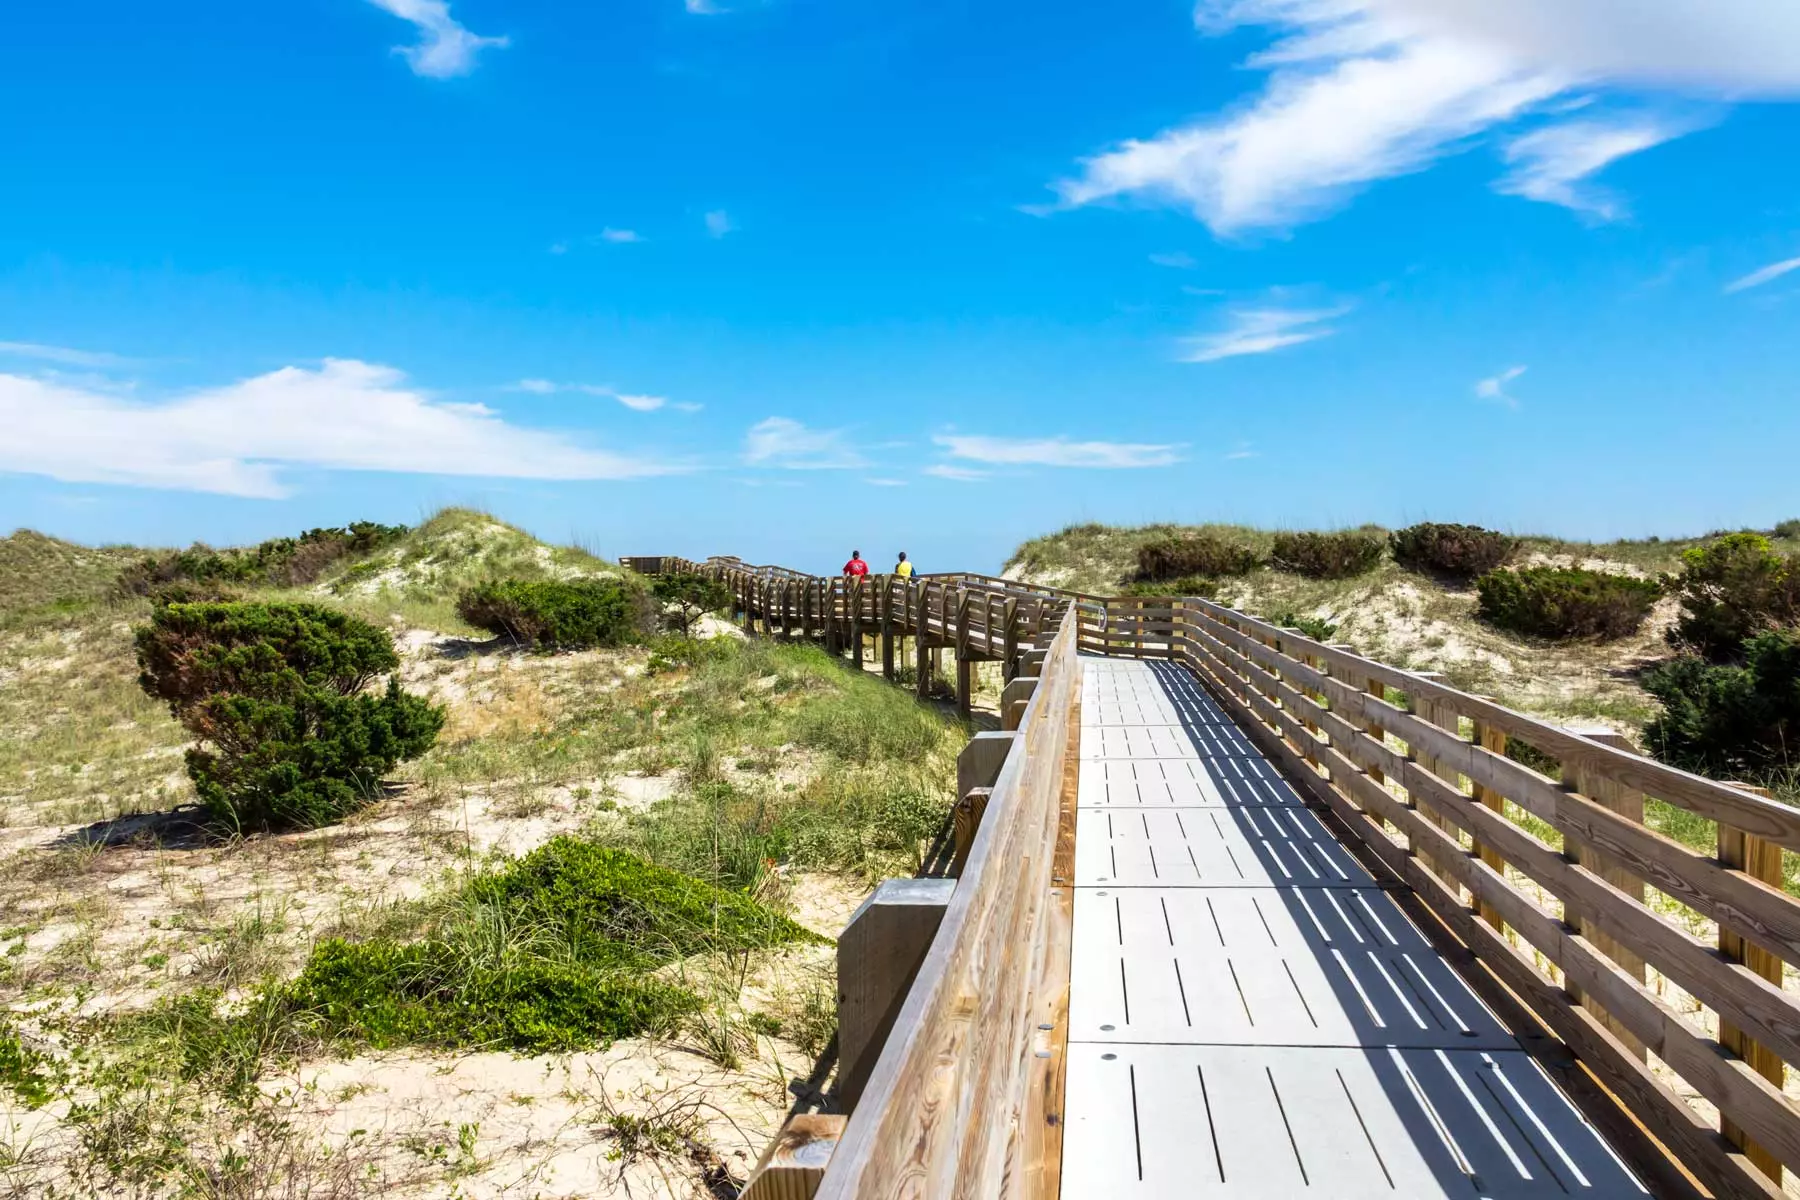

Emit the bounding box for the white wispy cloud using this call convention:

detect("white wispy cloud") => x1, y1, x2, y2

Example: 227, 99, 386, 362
1150, 252, 1197, 269
1225, 441, 1259, 460
548, 242, 570, 255
704, 210, 736, 238
686, 0, 725, 12
923, 464, 989, 482
1056, 0, 1800, 234
0, 341, 135, 369
0, 359, 673, 498
610, 392, 667, 412
510, 379, 689, 412
1180, 305, 1347, 362
1497, 116, 1687, 218
1475, 364, 1527, 407
743, 417, 866, 469
934, 434, 1184, 469
866, 477, 909, 487
364, 0, 507, 79
1725, 255, 1800, 294
597, 228, 643, 244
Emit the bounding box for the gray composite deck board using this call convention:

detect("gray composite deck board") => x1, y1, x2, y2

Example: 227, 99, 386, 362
1061, 656, 1648, 1198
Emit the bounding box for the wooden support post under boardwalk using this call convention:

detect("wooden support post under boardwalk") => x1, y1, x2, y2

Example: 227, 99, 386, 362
741, 1114, 845, 1200
1719, 782, 1786, 1187
850, 579, 864, 670
951, 786, 991, 875
914, 593, 931, 700
836, 878, 954, 1111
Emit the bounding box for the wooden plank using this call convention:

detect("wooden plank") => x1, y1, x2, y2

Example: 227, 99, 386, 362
1469, 706, 1509, 932
743, 1114, 846, 1200
1721, 783, 1787, 1187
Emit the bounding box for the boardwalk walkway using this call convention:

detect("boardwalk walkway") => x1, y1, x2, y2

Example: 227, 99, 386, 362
1061, 656, 1650, 1198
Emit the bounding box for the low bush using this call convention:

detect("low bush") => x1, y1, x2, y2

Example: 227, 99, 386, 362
651, 572, 734, 636
1669, 532, 1800, 662
1773, 519, 1800, 540
1270, 531, 1385, 579
1136, 536, 1261, 581
135, 602, 442, 830
1121, 576, 1218, 599
1644, 630, 1800, 774
1390, 522, 1518, 579
185, 680, 444, 830
1475, 567, 1661, 640
282, 839, 814, 1053
117, 521, 406, 595
456, 578, 653, 649
136, 601, 399, 712
1265, 609, 1338, 641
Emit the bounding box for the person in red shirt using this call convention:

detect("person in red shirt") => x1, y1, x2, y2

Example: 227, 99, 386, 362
843, 550, 869, 577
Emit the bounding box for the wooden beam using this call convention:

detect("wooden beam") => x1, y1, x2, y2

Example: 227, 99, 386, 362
1721, 783, 1787, 1187
742, 1114, 847, 1200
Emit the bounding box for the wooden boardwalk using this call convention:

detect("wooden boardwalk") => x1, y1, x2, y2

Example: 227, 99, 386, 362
1062, 656, 1648, 1198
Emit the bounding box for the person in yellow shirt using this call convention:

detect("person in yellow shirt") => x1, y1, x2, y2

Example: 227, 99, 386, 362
894, 552, 914, 578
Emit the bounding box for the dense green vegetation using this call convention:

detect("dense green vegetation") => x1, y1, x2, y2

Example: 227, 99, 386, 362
1270, 530, 1385, 579
1390, 522, 1519, 579
456, 577, 654, 649
1644, 631, 1800, 774
1667, 532, 1800, 662
1474, 567, 1662, 640
1136, 534, 1262, 581
282, 839, 815, 1054
135, 601, 444, 829
117, 521, 407, 597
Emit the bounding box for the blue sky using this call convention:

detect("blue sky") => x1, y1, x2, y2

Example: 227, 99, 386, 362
2, 0, 1798, 574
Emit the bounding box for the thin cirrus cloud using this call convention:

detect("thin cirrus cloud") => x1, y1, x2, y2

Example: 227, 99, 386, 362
0, 340, 137, 369
364, 0, 507, 79
596, 228, 643, 244
1475, 364, 1527, 407
508, 379, 699, 412
1496, 116, 1692, 219
934, 434, 1184, 469
1054, 0, 1800, 234
1180, 305, 1347, 363
743, 417, 868, 469
1725, 255, 1800, 294
0, 359, 676, 499
704, 210, 736, 238
923, 464, 989, 482
1149, 252, 1198, 269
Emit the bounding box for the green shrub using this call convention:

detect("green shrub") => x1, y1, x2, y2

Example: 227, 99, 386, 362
1669, 532, 1800, 662
1270, 531, 1384, 579
136, 601, 399, 712
185, 680, 444, 830
1121, 576, 1218, 599
1265, 609, 1338, 641
135, 602, 442, 830
1136, 536, 1261, 581
1644, 631, 1800, 774
646, 633, 741, 675
1390, 522, 1518, 579
651, 572, 734, 636
1773, 519, 1800, 541
1475, 567, 1661, 640
456, 578, 653, 649
117, 522, 406, 595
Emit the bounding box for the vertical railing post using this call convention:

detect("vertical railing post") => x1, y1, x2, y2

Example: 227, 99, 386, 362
915, 582, 932, 700
954, 590, 973, 717
880, 579, 895, 681
1562, 728, 1649, 1059
1468, 705, 1510, 933
1719, 783, 1785, 1187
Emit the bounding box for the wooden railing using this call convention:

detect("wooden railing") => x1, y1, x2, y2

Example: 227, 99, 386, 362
628, 558, 1800, 1199
1162, 596, 1800, 1200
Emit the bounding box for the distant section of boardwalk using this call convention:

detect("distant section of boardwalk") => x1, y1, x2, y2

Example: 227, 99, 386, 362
1061, 656, 1648, 1199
